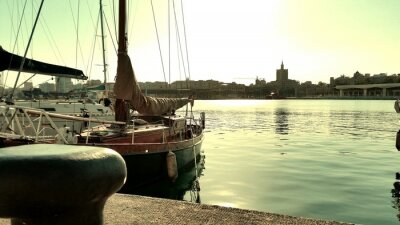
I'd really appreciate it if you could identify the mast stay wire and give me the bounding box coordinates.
[9,0,44,100]
[128,0,140,47]
[68,0,88,80]
[2,0,28,98]
[109,0,118,48]
[86,10,100,82]
[39,13,66,65]
[172,0,189,88]
[150,0,168,86]
[168,0,171,86]
[103,11,118,56]
[74,0,80,69]
[84,0,100,81]
[16,73,37,89]
[5,1,70,96]
[180,0,192,88]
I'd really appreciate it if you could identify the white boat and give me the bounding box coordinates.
[0,0,114,134]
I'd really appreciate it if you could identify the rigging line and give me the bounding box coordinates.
[103,12,118,56]
[128,0,139,44]
[30,0,34,58]
[87,11,100,82]
[173,11,183,87]
[99,0,108,84]
[75,0,80,68]
[68,0,87,79]
[180,0,191,83]
[21,2,30,54]
[110,0,118,45]
[85,0,97,29]
[39,16,65,65]
[127,0,130,39]
[172,0,188,85]
[2,0,29,98]
[176,33,182,87]
[68,0,78,37]
[168,0,171,86]
[9,0,45,100]
[82,1,98,79]
[150,0,167,86]
[5,0,15,49]
[16,73,37,89]
[84,0,98,77]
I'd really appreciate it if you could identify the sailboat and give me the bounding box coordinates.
[74,0,205,189]
[0,0,204,189]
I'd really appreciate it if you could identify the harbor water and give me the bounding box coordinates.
[136,99,400,225]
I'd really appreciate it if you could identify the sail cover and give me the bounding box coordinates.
[113,53,191,115]
[0,46,87,80]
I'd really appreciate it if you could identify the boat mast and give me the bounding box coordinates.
[118,0,127,55]
[114,0,128,122]
[99,0,107,86]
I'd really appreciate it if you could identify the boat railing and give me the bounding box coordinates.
[0,105,125,145]
[185,111,205,129]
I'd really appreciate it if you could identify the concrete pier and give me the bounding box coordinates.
[0,194,353,225]
[0,194,355,224]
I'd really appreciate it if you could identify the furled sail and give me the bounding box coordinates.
[0,46,87,80]
[113,53,191,115]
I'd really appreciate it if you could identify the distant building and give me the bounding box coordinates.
[330,77,335,86]
[55,77,73,93]
[23,82,33,91]
[276,61,288,82]
[39,82,55,92]
[255,77,266,85]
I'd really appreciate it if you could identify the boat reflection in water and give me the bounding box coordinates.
[119,154,205,203]
[391,173,400,221]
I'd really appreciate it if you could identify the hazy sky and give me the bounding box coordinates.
[1,0,399,87]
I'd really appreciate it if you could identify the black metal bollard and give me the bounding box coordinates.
[0,144,127,225]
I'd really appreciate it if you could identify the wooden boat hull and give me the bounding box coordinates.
[0,105,206,191]
[78,133,204,191]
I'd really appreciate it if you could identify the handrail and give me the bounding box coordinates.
[0,105,125,145]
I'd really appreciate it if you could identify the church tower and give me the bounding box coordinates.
[276,61,288,82]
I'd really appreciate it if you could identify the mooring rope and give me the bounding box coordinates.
[190,104,200,203]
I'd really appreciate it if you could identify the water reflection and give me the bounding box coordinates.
[391,173,400,221]
[274,108,289,135]
[119,155,205,203]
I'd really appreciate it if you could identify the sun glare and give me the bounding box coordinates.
[217,202,237,208]
[210,100,267,108]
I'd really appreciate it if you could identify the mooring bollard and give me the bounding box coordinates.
[0,144,127,225]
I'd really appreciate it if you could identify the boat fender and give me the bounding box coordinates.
[166,151,178,182]
[200,112,205,129]
[396,130,400,151]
